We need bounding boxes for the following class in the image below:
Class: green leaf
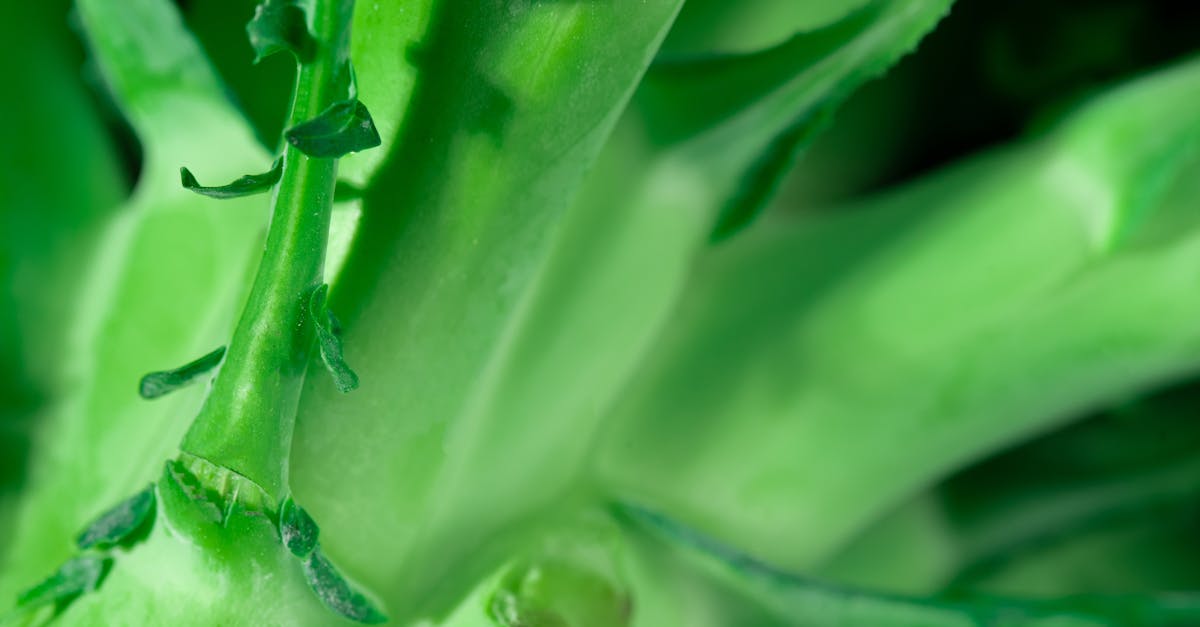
[302,547,387,624]
[824,384,1200,594]
[75,485,156,550]
[308,284,358,393]
[246,0,317,64]
[280,498,319,558]
[137,346,227,400]
[15,555,111,610]
[180,158,283,199]
[285,100,382,159]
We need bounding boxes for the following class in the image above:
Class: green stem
[180,0,356,500]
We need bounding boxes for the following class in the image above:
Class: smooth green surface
[595,57,1200,572]
[660,0,873,57]
[289,1,685,619]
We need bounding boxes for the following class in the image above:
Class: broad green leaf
[137,346,227,399]
[180,159,283,199]
[75,484,156,550]
[288,1,684,619]
[594,56,1200,575]
[0,0,270,607]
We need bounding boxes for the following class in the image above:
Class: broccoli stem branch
[180,0,357,500]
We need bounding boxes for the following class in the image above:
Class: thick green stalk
[181,0,355,500]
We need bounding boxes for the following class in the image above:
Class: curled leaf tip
[247,0,317,64]
[76,484,157,550]
[180,158,284,199]
[139,346,227,399]
[285,100,382,159]
[309,284,359,393]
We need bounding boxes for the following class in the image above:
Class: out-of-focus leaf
[621,504,1200,626]
[821,389,1200,594]
[0,0,269,607]
[594,56,1200,574]
[14,555,111,613]
[0,0,125,556]
[637,0,955,238]
[288,1,684,620]
[182,0,296,148]
[961,512,1200,598]
[431,1,940,427]
[660,0,872,58]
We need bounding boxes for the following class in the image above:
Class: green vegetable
[4,0,1200,624]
